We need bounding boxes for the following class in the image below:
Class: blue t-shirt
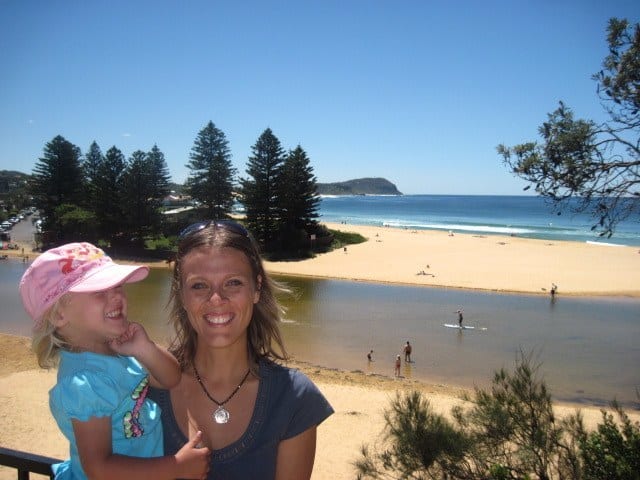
[49,350,163,479]
[149,359,334,480]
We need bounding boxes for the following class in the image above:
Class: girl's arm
[73,417,210,480]
[109,322,181,389]
[274,426,318,480]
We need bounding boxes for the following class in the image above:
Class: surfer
[456,308,464,328]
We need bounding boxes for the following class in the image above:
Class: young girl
[19,242,210,480]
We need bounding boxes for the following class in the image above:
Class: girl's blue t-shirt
[150,359,334,480]
[49,350,163,479]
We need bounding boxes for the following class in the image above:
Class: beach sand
[263,222,640,297]
[2,223,639,478]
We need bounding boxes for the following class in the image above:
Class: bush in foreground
[355,352,639,479]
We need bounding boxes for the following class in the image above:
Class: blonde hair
[169,222,290,371]
[31,297,70,369]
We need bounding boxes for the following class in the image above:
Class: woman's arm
[73,417,210,480]
[274,426,318,480]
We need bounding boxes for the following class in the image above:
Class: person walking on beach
[367,349,374,362]
[394,355,401,377]
[19,242,210,480]
[403,341,412,363]
[456,308,464,328]
[149,219,334,479]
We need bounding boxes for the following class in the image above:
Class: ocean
[318,195,640,247]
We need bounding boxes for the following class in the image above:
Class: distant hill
[0,170,30,192]
[317,177,402,196]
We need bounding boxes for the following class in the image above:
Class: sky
[1,1,638,195]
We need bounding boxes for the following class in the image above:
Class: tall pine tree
[147,144,171,204]
[30,135,85,233]
[83,141,104,214]
[240,128,285,248]
[278,145,320,231]
[120,146,171,240]
[94,146,126,242]
[185,121,236,219]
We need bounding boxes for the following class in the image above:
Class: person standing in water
[456,308,464,328]
[403,341,412,363]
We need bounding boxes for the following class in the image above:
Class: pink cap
[19,242,149,324]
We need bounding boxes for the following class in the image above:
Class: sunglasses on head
[178,220,250,240]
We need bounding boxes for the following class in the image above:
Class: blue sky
[1,1,638,195]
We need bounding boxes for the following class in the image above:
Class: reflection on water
[1,259,639,407]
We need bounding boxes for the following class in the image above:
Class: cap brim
[68,264,149,293]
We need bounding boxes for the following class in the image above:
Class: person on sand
[149,220,334,480]
[19,242,210,480]
[456,308,464,328]
[394,354,401,377]
[403,341,412,363]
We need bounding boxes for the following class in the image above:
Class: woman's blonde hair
[168,221,290,371]
[31,297,70,369]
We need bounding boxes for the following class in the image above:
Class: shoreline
[274,222,640,297]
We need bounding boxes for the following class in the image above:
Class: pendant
[213,405,230,424]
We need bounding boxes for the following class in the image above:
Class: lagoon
[1,258,638,408]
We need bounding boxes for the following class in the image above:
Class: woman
[150,220,333,479]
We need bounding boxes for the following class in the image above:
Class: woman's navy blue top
[149,359,334,479]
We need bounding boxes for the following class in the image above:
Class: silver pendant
[213,405,230,424]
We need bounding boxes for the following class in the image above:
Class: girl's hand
[108,322,151,356]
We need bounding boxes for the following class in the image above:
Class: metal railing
[0,447,59,479]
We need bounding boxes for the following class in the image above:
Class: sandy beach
[1,222,639,478]
[263,222,640,297]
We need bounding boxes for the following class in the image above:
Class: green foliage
[278,145,320,231]
[185,121,236,218]
[240,128,286,247]
[330,229,367,249]
[355,391,468,479]
[356,352,594,480]
[449,352,579,480]
[53,203,98,243]
[498,18,640,237]
[93,146,126,240]
[30,135,85,233]
[576,402,640,480]
[120,147,170,239]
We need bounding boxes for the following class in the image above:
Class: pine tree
[94,146,126,242]
[30,135,85,234]
[185,121,236,219]
[147,144,171,204]
[240,128,285,248]
[278,145,320,231]
[83,141,104,214]
[120,146,171,241]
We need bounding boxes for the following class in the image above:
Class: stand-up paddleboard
[443,323,475,330]
[442,324,488,331]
